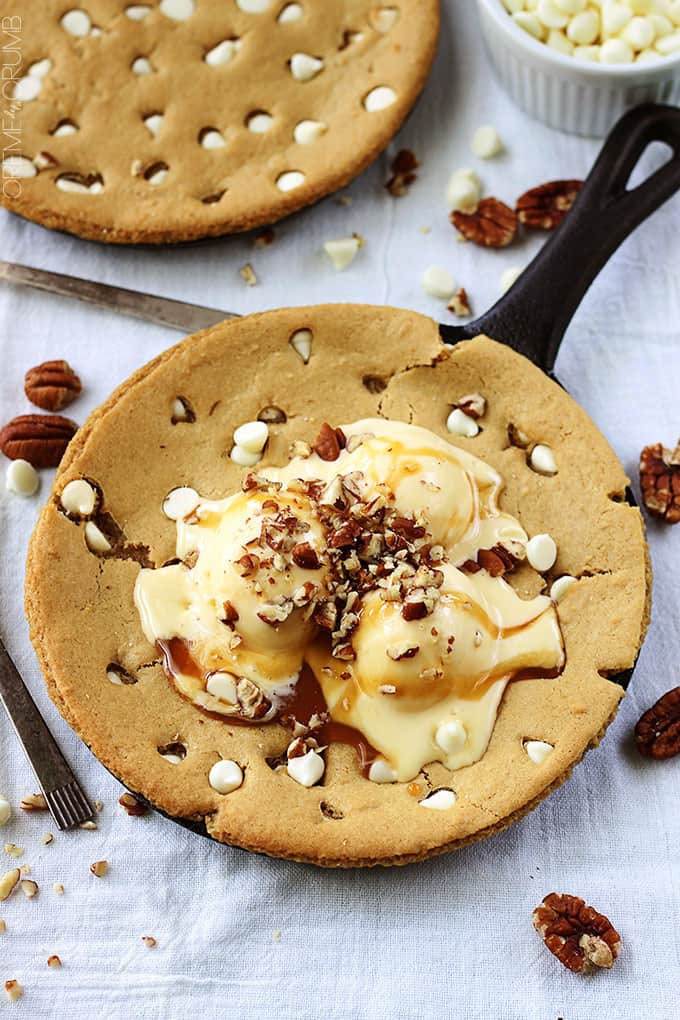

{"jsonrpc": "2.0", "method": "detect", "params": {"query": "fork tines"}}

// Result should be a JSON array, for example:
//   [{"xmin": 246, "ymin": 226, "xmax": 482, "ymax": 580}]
[{"xmin": 44, "ymin": 780, "xmax": 94, "ymax": 830}]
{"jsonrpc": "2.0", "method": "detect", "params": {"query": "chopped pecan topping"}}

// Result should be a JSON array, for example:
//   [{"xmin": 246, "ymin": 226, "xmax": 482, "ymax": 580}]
[
  {"xmin": 236, "ymin": 677, "xmax": 271, "ymax": 719},
  {"xmin": 517, "ymin": 180, "xmax": 583, "ymax": 230},
  {"xmin": 236, "ymin": 553, "xmax": 260, "ymax": 576},
  {"xmin": 291, "ymin": 542, "xmax": 321, "ymax": 569},
  {"xmin": 257, "ymin": 599, "xmax": 294, "ymax": 627},
  {"xmin": 639, "ymin": 439, "xmax": 680, "ymax": 524},
  {"xmin": 477, "ymin": 542, "xmax": 523, "ymax": 577},
  {"xmin": 402, "ymin": 601, "xmax": 428, "ymax": 621},
  {"xmin": 222, "ymin": 600, "xmax": 239, "ymax": 623},
  {"xmin": 313, "ymin": 422, "xmax": 346, "ymax": 461},
  {"xmin": 635, "ymin": 686, "xmax": 680, "ymax": 759},
  {"xmin": 533, "ymin": 893, "xmax": 621, "ymax": 974},
  {"xmin": 386, "ymin": 642, "xmax": 420, "ymax": 660},
  {"xmin": 447, "ymin": 287, "xmax": 471, "ymax": 317},
  {"xmin": 385, "ymin": 148, "xmax": 418, "ymax": 197},
  {"xmin": 451, "ymin": 198, "xmax": 518, "ymax": 248}
]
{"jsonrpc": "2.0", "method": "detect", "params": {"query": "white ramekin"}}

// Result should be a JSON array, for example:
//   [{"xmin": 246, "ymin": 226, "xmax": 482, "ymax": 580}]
[{"xmin": 476, "ymin": 0, "xmax": 680, "ymax": 137}]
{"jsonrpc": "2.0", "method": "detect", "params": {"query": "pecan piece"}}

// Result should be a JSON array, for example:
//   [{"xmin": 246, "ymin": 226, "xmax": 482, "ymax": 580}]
[
  {"xmin": 385, "ymin": 148, "xmax": 418, "ymax": 197},
  {"xmin": 24, "ymin": 359, "xmax": 82, "ymax": 411},
  {"xmin": 118, "ymin": 792, "xmax": 148, "ymax": 816},
  {"xmin": 477, "ymin": 542, "xmax": 522, "ymax": 577},
  {"xmin": 533, "ymin": 893, "xmax": 621, "ymax": 974},
  {"xmin": 517, "ymin": 180, "xmax": 583, "ymax": 230},
  {"xmin": 291, "ymin": 542, "xmax": 321, "ymax": 569},
  {"xmin": 0, "ymin": 414, "xmax": 78, "ymax": 468},
  {"xmin": 456, "ymin": 392, "xmax": 486, "ymax": 419},
  {"xmin": 635, "ymin": 686, "xmax": 680, "ymax": 759},
  {"xmin": 222, "ymin": 600, "xmax": 239, "ymax": 623},
  {"xmin": 451, "ymin": 198, "xmax": 517, "ymax": 248},
  {"xmin": 313, "ymin": 422, "xmax": 346, "ymax": 461},
  {"xmin": 639, "ymin": 439, "xmax": 680, "ymax": 524}
]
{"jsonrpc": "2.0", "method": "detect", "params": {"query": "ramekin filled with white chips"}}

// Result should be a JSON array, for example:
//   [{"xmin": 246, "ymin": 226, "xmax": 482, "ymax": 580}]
[{"xmin": 476, "ymin": 0, "xmax": 680, "ymax": 135}]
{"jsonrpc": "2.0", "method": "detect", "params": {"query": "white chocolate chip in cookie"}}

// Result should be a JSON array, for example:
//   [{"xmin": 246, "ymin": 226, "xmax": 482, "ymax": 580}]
[
  {"xmin": 163, "ymin": 487, "xmax": 200, "ymax": 521},
  {"xmin": 368, "ymin": 758, "xmax": 397, "ymax": 783},
  {"xmin": 446, "ymin": 408, "xmax": 479, "ymax": 438},
  {"xmin": 14, "ymin": 77, "xmax": 42, "ymax": 102},
  {"xmin": 550, "ymin": 574, "xmax": 576, "ymax": 602},
  {"xmin": 278, "ymin": 3, "xmax": 303, "ymax": 23},
  {"xmin": 294, "ymin": 120, "xmax": 327, "ymax": 144},
  {"xmin": 276, "ymin": 171, "xmax": 305, "ymax": 192},
  {"xmin": 132, "ymin": 57, "xmax": 153, "ymax": 75},
  {"xmin": 233, "ymin": 421, "xmax": 269, "ymax": 454},
  {"xmin": 160, "ymin": 0, "xmax": 195, "ymax": 20},
  {"xmin": 209, "ymin": 759, "xmax": 243, "ymax": 794},
  {"xmin": 28, "ymin": 59, "xmax": 52, "ymax": 79},
  {"xmin": 200, "ymin": 128, "xmax": 226, "ymax": 149},
  {"xmin": 246, "ymin": 112, "xmax": 273, "ymax": 133},
  {"xmin": 422, "ymin": 266, "xmax": 456, "ymax": 300},
  {"xmin": 369, "ymin": 6, "xmax": 400, "ymax": 32},
  {"xmin": 526, "ymin": 534, "xmax": 557, "ymax": 572},
  {"xmin": 323, "ymin": 236, "xmax": 361, "ymax": 271},
  {"xmin": 6, "ymin": 460, "xmax": 39, "ymax": 497},
  {"xmin": 524, "ymin": 739, "xmax": 554, "ymax": 764},
  {"xmin": 435, "ymin": 719, "xmax": 467, "ymax": 755},
  {"xmin": 287, "ymin": 749, "xmax": 325, "ymax": 787},
  {"xmin": 61, "ymin": 9, "xmax": 92, "ymax": 36},
  {"xmin": 237, "ymin": 0, "xmax": 271, "ymax": 11},
  {"xmin": 125, "ymin": 5, "xmax": 152, "ymax": 19},
  {"xmin": 206, "ymin": 672, "xmax": 238, "ymax": 703},
  {"xmin": 230, "ymin": 446, "xmax": 262, "ymax": 467},
  {"xmin": 289, "ymin": 328, "xmax": 313, "ymax": 363},
  {"xmin": 204, "ymin": 39, "xmax": 240, "ymax": 65},
  {"xmin": 60, "ymin": 479, "xmax": 98, "ymax": 517},
  {"xmin": 419, "ymin": 789, "xmax": 456, "ymax": 810},
  {"xmin": 85, "ymin": 522, "xmax": 111, "ymax": 554},
  {"xmin": 470, "ymin": 125, "xmax": 504, "ymax": 159},
  {"xmin": 289, "ymin": 53, "xmax": 324, "ymax": 81},
  {"xmin": 529, "ymin": 443, "xmax": 557, "ymax": 476},
  {"xmin": 144, "ymin": 114, "xmax": 164, "ymax": 138},
  {"xmin": 1, "ymin": 156, "xmax": 37, "ymax": 179},
  {"xmin": 363, "ymin": 86, "xmax": 397, "ymax": 111}
]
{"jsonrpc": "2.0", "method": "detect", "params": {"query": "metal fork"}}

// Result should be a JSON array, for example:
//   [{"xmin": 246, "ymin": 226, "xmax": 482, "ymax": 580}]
[{"xmin": 0, "ymin": 639, "xmax": 94, "ymax": 829}]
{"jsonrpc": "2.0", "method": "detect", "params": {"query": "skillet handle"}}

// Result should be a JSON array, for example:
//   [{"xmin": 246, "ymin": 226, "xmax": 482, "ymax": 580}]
[{"xmin": 441, "ymin": 103, "xmax": 680, "ymax": 371}]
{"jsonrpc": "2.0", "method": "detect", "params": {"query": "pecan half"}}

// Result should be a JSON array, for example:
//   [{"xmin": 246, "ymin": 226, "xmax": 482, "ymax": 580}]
[
  {"xmin": 0, "ymin": 414, "xmax": 78, "ymax": 468},
  {"xmin": 533, "ymin": 893, "xmax": 621, "ymax": 974},
  {"xmin": 385, "ymin": 148, "xmax": 418, "ymax": 197},
  {"xmin": 639, "ymin": 439, "xmax": 680, "ymax": 524},
  {"xmin": 635, "ymin": 686, "xmax": 680, "ymax": 759},
  {"xmin": 451, "ymin": 198, "xmax": 517, "ymax": 248},
  {"xmin": 517, "ymin": 180, "xmax": 583, "ymax": 230},
  {"xmin": 24, "ymin": 359, "xmax": 82, "ymax": 411},
  {"xmin": 313, "ymin": 422, "xmax": 346, "ymax": 461}
]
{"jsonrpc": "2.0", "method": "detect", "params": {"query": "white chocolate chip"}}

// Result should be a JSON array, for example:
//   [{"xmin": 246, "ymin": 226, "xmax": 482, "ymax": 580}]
[
  {"xmin": 1, "ymin": 156, "xmax": 37, "ymax": 179},
  {"xmin": 160, "ymin": 0, "xmax": 195, "ymax": 20},
  {"xmin": 200, "ymin": 128, "xmax": 226, "ymax": 149},
  {"xmin": 28, "ymin": 58, "xmax": 52, "ymax": 78},
  {"xmin": 600, "ymin": 36, "xmax": 634, "ymax": 62},
  {"xmin": 537, "ymin": 0, "xmax": 569, "ymax": 29},
  {"xmin": 370, "ymin": 6, "xmax": 400, "ymax": 31},
  {"xmin": 144, "ymin": 114, "xmax": 164, "ymax": 137},
  {"xmin": 290, "ymin": 53, "xmax": 324, "ymax": 81},
  {"xmin": 525, "ymin": 739, "xmax": 554, "ymax": 764},
  {"xmin": 289, "ymin": 328, "xmax": 312, "ymax": 363},
  {"xmin": 553, "ymin": 0, "xmax": 585, "ymax": 13},
  {"xmin": 547, "ymin": 28, "xmax": 575, "ymax": 54},
  {"xmin": 656, "ymin": 30, "xmax": 680, "ymax": 53},
  {"xmin": 233, "ymin": 420, "xmax": 269, "ymax": 454},
  {"xmin": 278, "ymin": 3, "xmax": 304, "ymax": 22},
  {"xmin": 287, "ymin": 749, "xmax": 325, "ymax": 787},
  {"xmin": 206, "ymin": 672, "xmax": 237, "ymax": 703},
  {"xmin": 61, "ymin": 479, "xmax": 97, "ymax": 516},
  {"xmin": 230, "ymin": 445, "xmax": 262, "ymax": 467},
  {"xmin": 419, "ymin": 789, "xmax": 457, "ymax": 810},
  {"xmin": 209, "ymin": 759, "xmax": 243, "ymax": 794},
  {"xmin": 529, "ymin": 443, "xmax": 558, "ymax": 475},
  {"xmin": 602, "ymin": 2, "xmax": 632, "ymax": 38},
  {"xmin": 471, "ymin": 125, "xmax": 504, "ymax": 159},
  {"xmin": 61, "ymin": 9, "xmax": 92, "ymax": 36},
  {"xmin": 637, "ymin": 46, "xmax": 662, "ymax": 60},
  {"xmin": 276, "ymin": 171, "xmax": 305, "ymax": 192},
  {"xmin": 52, "ymin": 120, "xmax": 78, "ymax": 137},
  {"xmin": 132, "ymin": 57, "xmax": 153, "ymax": 74},
  {"xmin": 512, "ymin": 11, "xmax": 546, "ymax": 40},
  {"xmin": 435, "ymin": 719, "xmax": 467, "ymax": 755},
  {"xmin": 0, "ymin": 798, "xmax": 11, "ymax": 827},
  {"xmin": 237, "ymin": 0, "xmax": 271, "ymax": 11},
  {"xmin": 147, "ymin": 165, "xmax": 168, "ymax": 186},
  {"xmin": 205, "ymin": 39, "xmax": 240, "ymax": 65},
  {"xmin": 363, "ymin": 86, "xmax": 397, "ymax": 111},
  {"xmin": 126, "ymin": 5, "xmax": 152, "ymax": 19},
  {"xmin": 14, "ymin": 76, "xmax": 42, "ymax": 102},
  {"xmin": 422, "ymin": 265, "xmax": 456, "ymax": 300},
  {"xmin": 367, "ymin": 758, "xmax": 397, "ymax": 783},
  {"xmin": 160, "ymin": 752, "xmax": 183, "ymax": 764},
  {"xmin": 550, "ymin": 574, "xmax": 577, "ymax": 601},
  {"xmin": 85, "ymin": 522, "xmax": 111, "ymax": 554},
  {"xmin": 6, "ymin": 460, "xmax": 39, "ymax": 498},
  {"xmin": 446, "ymin": 408, "xmax": 480, "ymax": 438},
  {"xmin": 163, "ymin": 486, "xmax": 200, "ymax": 521},
  {"xmin": 246, "ymin": 112, "xmax": 273, "ymax": 133},
  {"xmin": 56, "ymin": 174, "xmax": 103, "ymax": 194},
  {"xmin": 566, "ymin": 8, "xmax": 600, "ymax": 44},
  {"xmin": 323, "ymin": 236, "xmax": 361, "ymax": 271},
  {"xmin": 446, "ymin": 168, "xmax": 481, "ymax": 214},
  {"xmin": 294, "ymin": 119, "xmax": 327, "ymax": 144},
  {"xmin": 621, "ymin": 15, "xmax": 655, "ymax": 48},
  {"xmin": 106, "ymin": 666, "xmax": 127, "ymax": 686},
  {"xmin": 573, "ymin": 43, "xmax": 600, "ymax": 60},
  {"xmin": 526, "ymin": 533, "xmax": 557, "ymax": 572},
  {"xmin": 500, "ymin": 266, "xmax": 523, "ymax": 293}
]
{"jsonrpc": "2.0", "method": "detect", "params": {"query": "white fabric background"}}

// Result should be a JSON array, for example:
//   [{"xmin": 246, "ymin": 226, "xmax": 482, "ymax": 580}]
[{"xmin": 1, "ymin": 3, "xmax": 679, "ymax": 1017}]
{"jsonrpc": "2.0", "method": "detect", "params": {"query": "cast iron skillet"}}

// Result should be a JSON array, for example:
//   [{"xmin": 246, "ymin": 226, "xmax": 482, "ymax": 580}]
[{"xmin": 94, "ymin": 105, "xmax": 680, "ymax": 835}]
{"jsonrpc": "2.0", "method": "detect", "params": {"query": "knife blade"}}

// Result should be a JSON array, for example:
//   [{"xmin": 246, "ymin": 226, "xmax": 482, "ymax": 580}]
[{"xmin": 0, "ymin": 260, "xmax": 236, "ymax": 333}]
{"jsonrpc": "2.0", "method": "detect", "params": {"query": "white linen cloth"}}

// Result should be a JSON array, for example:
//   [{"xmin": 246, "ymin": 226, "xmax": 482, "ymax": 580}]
[{"xmin": 1, "ymin": 3, "xmax": 679, "ymax": 1017}]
